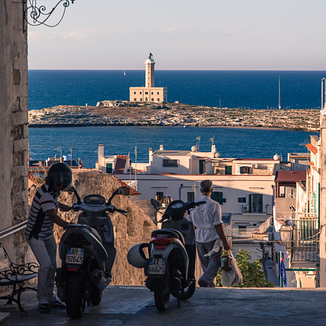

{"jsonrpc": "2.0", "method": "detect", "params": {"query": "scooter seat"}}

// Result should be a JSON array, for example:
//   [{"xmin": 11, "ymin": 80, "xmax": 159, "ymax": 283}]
[{"xmin": 151, "ymin": 229, "xmax": 185, "ymax": 246}]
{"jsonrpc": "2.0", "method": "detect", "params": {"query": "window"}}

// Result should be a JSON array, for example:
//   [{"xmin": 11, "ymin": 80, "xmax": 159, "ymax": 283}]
[
  {"xmin": 187, "ymin": 192, "xmax": 195, "ymax": 202},
  {"xmin": 157, "ymin": 92, "xmax": 160, "ymax": 95},
  {"xmin": 157, "ymin": 98, "xmax": 160, "ymax": 101},
  {"xmin": 240, "ymin": 166, "xmax": 252, "ymax": 174},
  {"xmin": 278, "ymin": 186, "xmax": 286, "ymax": 198},
  {"xmin": 133, "ymin": 98, "xmax": 137, "ymax": 101},
  {"xmin": 156, "ymin": 192, "xmax": 164, "ymax": 201},
  {"xmin": 151, "ymin": 92, "xmax": 153, "ymax": 95},
  {"xmin": 106, "ymin": 163, "xmax": 113, "ymax": 173},
  {"xmin": 211, "ymin": 191, "xmax": 225, "ymax": 205},
  {"xmin": 225, "ymin": 166, "xmax": 232, "ymax": 175},
  {"xmin": 249, "ymin": 194, "xmax": 263, "ymax": 213},
  {"xmin": 134, "ymin": 92, "xmax": 136, "ymax": 94},
  {"xmin": 238, "ymin": 225, "xmax": 247, "ymax": 233},
  {"xmin": 199, "ymin": 160, "xmax": 205, "ymax": 174},
  {"xmin": 278, "ymin": 185, "xmax": 296, "ymax": 198},
  {"xmin": 140, "ymin": 98, "xmax": 142, "ymax": 101},
  {"xmin": 140, "ymin": 92, "xmax": 142, "ymax": 94},
  {"xmin": 145, "ymin": 92, "xmax": 148, "ymax": 95},
  {"xmin": 163, "ymin": 159, "xmax": 178, "ymax": 167},
  {"xmin": 151, "ymin": 98, "xmax": 154, "ymax": 101},
  {"xmin": 238, "ymin": 197, "xmax": 246, "ymax": 203}
]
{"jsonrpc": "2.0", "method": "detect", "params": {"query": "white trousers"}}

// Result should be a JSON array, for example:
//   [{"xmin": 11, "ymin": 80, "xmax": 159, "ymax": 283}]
[{"xmin": 27, "ymin": 235, "xmax": 57, "ymax": 304}]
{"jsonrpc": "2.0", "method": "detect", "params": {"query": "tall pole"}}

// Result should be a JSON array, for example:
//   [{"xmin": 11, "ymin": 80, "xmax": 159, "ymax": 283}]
[
  {"xmin": 322, "ymin": 78, "xmax": 326, "ymax": 110},
  {"xmin": 278, "ymin": 75, "xmax": 281, "ymax": 110},
  {"xmin": 134, "ymin": 146, "xmax": 137, "ymax": 191}
]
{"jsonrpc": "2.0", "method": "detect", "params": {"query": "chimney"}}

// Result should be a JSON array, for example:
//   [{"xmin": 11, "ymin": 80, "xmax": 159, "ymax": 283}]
[
  {"xmin": 149, "ymin": 147, "xmax": 153, "ymax": 163},
  {"xmin": 98, "ymin": 144, "xmax": 104, "ymax": 171}
]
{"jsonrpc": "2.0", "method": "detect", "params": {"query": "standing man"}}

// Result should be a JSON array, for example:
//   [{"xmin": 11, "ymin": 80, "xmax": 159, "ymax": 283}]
[
  {"xmin": 187, "ymin": 180, "xmax": 230, "ymax": 287},
  {"xmin": 25, "ymin": 163, "xmax": 72, "ymax": 313}
]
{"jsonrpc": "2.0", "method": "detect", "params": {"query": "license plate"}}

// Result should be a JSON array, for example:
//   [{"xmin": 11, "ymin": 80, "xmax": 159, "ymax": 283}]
[
  {"xmin": 148, "ymin": 258, "xmax": 166, "ymax": 275},
  {"xmin": 66, "ymin": 248, "xmax": 84, "ymax": 264}
]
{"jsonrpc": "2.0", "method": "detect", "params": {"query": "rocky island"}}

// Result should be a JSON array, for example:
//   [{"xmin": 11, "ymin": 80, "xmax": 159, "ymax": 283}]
[{"xmin": 28, "ymin": 101, "xmax": 320, "ymax": 132}]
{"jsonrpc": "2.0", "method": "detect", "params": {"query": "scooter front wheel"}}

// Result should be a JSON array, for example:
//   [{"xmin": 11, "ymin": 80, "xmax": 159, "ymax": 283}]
[
  {"xmin": 66, "ymin": 272, "xmax": 85, "ymax": 319},
  {"xmin": 154, "ymin": 277, "xmax": 170, "ymax": 312}
]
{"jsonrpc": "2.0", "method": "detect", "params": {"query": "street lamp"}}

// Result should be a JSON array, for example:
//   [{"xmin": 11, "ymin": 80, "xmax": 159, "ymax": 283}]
[
  {"xmin": 26, "ymin": 0, "xmax": 77, "ymax": 27},
  {"xmin": 279, "ymin": 220, "xmax": 293, "ymax": 245}
]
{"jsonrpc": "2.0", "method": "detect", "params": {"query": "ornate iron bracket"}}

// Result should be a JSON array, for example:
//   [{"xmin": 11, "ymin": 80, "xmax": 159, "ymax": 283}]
[{"xmin": 26, "ymin": 0, "xmax": 76, "ymax": 28}]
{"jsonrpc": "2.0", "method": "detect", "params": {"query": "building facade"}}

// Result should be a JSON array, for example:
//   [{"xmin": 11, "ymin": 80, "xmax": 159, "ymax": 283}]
[{"xmin": 129, "ymin": 53, "xmax": 167, "ymax": 103}]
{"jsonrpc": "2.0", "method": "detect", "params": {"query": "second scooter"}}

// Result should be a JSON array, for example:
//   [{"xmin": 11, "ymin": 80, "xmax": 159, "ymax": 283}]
[{"xmin": 127, "ymin": 199, "xmax": 204, "ymax": 312}]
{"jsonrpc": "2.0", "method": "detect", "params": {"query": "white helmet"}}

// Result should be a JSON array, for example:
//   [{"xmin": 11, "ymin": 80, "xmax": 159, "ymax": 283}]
[{"xmin": 127, "ymin": 243, "xmax": 149, "ymax": 268}]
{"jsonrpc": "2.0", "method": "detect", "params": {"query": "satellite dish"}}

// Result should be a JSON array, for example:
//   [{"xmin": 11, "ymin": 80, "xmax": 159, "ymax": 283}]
[
  {"xmin": 191, "ymin": 145, "xmax": 198, "ymax": 152},
  {"xmin": 214, "ymin": 152, "xmax": 221, "ymax": 158}
]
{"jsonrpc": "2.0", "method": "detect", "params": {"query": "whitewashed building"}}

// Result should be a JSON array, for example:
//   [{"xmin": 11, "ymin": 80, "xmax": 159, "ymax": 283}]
[{"xmin": 96, "ymin": 143, "xmax": 298, "ymax": 262}]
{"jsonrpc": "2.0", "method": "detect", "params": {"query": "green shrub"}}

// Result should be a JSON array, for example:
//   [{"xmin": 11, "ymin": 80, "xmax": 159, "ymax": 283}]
[{"xmin": 216, "ymin": 249, "xmax": 274, "ymax": 288}]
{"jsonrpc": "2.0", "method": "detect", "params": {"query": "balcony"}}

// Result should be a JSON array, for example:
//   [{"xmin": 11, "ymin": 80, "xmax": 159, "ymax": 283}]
[{"xmin": 286, "ymin": 215, "xmax": 319, "ymax": 265}]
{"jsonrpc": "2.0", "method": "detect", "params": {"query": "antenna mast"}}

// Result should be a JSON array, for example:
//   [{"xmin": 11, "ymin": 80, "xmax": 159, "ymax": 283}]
[
  {"xmin": 278, "ymin": 75, "xmax": 281, "ymax": 110},
  {"xmin": 322, "ymin": 78, "xmax": 326, "ymax": 110}
]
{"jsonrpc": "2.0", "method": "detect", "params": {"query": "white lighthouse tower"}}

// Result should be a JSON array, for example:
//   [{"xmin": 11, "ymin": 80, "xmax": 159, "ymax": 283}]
[
  {"xmin": 129, "ymin": 52, "xmax": 167, "ymax": 103},
  {"xmin": 145, "ymin": 52, "xmax": 155, "ymax": 88}
]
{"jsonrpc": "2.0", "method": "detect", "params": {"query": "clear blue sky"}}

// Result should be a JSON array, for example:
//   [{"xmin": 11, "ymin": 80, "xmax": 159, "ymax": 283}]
[{"xmin": 28, "ymin": 0, "xmax": 326, "ymax": 70}]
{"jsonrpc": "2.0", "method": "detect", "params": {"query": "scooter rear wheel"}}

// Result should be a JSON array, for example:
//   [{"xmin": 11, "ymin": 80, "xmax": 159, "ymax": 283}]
[
  {"xmin": 66, "ymin": 272, "xmax": 85, "ymax": 319},
  {"xmin": 154, "ymin": 278, "xmax": 170, "ymax": 312}
]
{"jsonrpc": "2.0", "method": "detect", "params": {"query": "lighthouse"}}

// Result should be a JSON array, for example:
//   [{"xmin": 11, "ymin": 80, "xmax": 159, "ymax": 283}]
[
  {"xmin": 129, "ymin": 52, "xmax": 167, "ymax": 103},
  {"xmin": 145, "ymin": 52, "xmax": 155, "ymax": 88}
]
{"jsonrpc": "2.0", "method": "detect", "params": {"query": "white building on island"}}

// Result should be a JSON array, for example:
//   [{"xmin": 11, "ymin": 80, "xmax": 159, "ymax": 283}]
[{"xmin": 129, "ymin": 53, "xmax": 167, "ymax": 103}]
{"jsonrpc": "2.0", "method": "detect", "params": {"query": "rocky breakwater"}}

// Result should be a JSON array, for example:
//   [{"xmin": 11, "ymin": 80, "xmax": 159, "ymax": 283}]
[
  {"xmin": 28, "ymin": 102, "xmax": 320, "ymax": 131},
  {"xmin": 28, "ymin": 169, "xmax": 156, "ymax": 286}
]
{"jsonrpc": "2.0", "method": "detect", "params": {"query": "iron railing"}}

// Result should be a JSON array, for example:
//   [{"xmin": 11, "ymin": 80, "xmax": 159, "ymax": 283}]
[
  {"xmin": 0, "ymin": 220, "xmax": 28, "ymax": 240},
  {"xmin": 289, "ymin": 217, "xmax": 319, "ymax": 263}
]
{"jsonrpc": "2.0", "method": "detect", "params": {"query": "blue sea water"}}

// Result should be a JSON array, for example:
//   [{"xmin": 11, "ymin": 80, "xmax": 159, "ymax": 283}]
[
  {"xmin": 28, "ymin": 70, "xmax": 325, "ymax": 110},
  {"xmin": 29, "ymin": 126, "xmax": 317, "ymax": 168},
  {"xmin": 28, "ymin": 70, "xmax": 322, "ymax": 167}
]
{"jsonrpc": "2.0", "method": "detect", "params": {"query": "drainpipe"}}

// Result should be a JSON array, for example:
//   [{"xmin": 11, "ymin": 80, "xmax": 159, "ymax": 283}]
[{"xmin": 179, "ymin": 184, "xmax": 183, "ymax": 200}]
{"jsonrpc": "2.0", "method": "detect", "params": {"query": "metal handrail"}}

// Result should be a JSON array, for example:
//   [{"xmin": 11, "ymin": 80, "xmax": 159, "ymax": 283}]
[{"xmin": 0, "ymin": 220, "xmax": 28, "ymax": 240}]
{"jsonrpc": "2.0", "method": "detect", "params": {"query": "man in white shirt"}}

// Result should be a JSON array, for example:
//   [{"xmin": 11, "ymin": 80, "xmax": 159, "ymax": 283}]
[{"xmin": 187, "ymin": 180, "xmax": 230, "ymax": 287}]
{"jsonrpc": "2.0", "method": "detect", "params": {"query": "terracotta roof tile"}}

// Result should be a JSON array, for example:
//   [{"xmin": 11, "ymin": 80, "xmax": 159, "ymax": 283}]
[
  {"xmin": 306, "ymin": 144, "xmax": 317, "ymax": 155},
  {"xmin": 275, "ymin": 170, "xmax": 306, "ymax": 182}
]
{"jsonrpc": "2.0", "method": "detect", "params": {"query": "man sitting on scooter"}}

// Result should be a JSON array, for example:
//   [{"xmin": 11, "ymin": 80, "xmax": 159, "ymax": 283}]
[
  {"xmin": 25, "ymin": 163, "xmax": 73, "ymax": 313},
  {"xmin": 187, "ymin": 179, "xmax": 230, "ymax": 287}
]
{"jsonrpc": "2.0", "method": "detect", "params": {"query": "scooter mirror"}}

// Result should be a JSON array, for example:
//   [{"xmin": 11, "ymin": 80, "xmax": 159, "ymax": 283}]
[
  {"xmin": 151, "ymin": 199, "xmax": 161, "ymax": 211},
  {"xmin": 117, "ymin": 187, "xmax": 130, "ymax": 195}
]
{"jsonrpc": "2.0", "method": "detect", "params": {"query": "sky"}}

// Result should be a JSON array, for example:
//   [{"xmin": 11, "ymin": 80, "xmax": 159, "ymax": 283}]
[{"xmin": 27, "ymin": 0, "xmax": 326, "ymax": 70}]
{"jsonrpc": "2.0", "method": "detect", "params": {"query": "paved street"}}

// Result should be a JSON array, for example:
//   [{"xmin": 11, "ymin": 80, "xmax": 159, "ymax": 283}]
[{"xmin": 2, "ymin": 286, "xmax": 326, "ymax": 326}]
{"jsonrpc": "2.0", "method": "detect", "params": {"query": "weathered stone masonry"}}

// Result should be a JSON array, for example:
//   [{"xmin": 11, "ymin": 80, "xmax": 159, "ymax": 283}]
[{"xmin": 0, "ymin": 0, "xmax": 29, "ymax": 260}]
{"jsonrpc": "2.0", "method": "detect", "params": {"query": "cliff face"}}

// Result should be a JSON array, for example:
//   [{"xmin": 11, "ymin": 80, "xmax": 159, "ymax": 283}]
[{"xmin": 28, "ymin": 169, "xmax": 156, "ymax": 286}]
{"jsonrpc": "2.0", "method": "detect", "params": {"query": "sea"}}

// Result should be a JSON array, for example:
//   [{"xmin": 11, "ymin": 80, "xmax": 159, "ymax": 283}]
[{"xmin": 28, "ymin": 70, "xmax": 324, "ymax": 167}]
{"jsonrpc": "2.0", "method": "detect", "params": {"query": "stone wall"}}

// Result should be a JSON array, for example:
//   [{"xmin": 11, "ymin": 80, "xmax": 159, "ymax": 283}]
[
  {"xmin": 0, "ymin": 0, "xmax": 29, "ymax": 260},
  {"xmin": 28, "ymin": 170, "xmax": 157, "ymax": 285}
]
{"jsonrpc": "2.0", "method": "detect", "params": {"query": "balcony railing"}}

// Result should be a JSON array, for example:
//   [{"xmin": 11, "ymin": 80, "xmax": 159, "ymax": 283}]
[
  {"xmin": 289, "ymin": 217, "xmax": 319, "ymax": 263},
  {"xmin": 242, "ymin": 204, "xmax": 270, "ymax": 214}
]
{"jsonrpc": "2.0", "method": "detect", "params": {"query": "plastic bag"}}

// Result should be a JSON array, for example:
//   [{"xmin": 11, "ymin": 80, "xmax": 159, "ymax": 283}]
[{"xmin": 221, "ymin": 251, "xmax": 243, "ymax": 287}]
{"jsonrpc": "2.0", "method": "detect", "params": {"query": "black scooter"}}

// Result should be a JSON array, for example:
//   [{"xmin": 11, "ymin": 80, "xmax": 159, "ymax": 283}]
[
  {"xmin": 56, "ymin": 186, "xmax": 130, "ymax": 319},
  {"xmin": 127, "ymin": 199, "xmax": 204, "ymax": 312}
]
